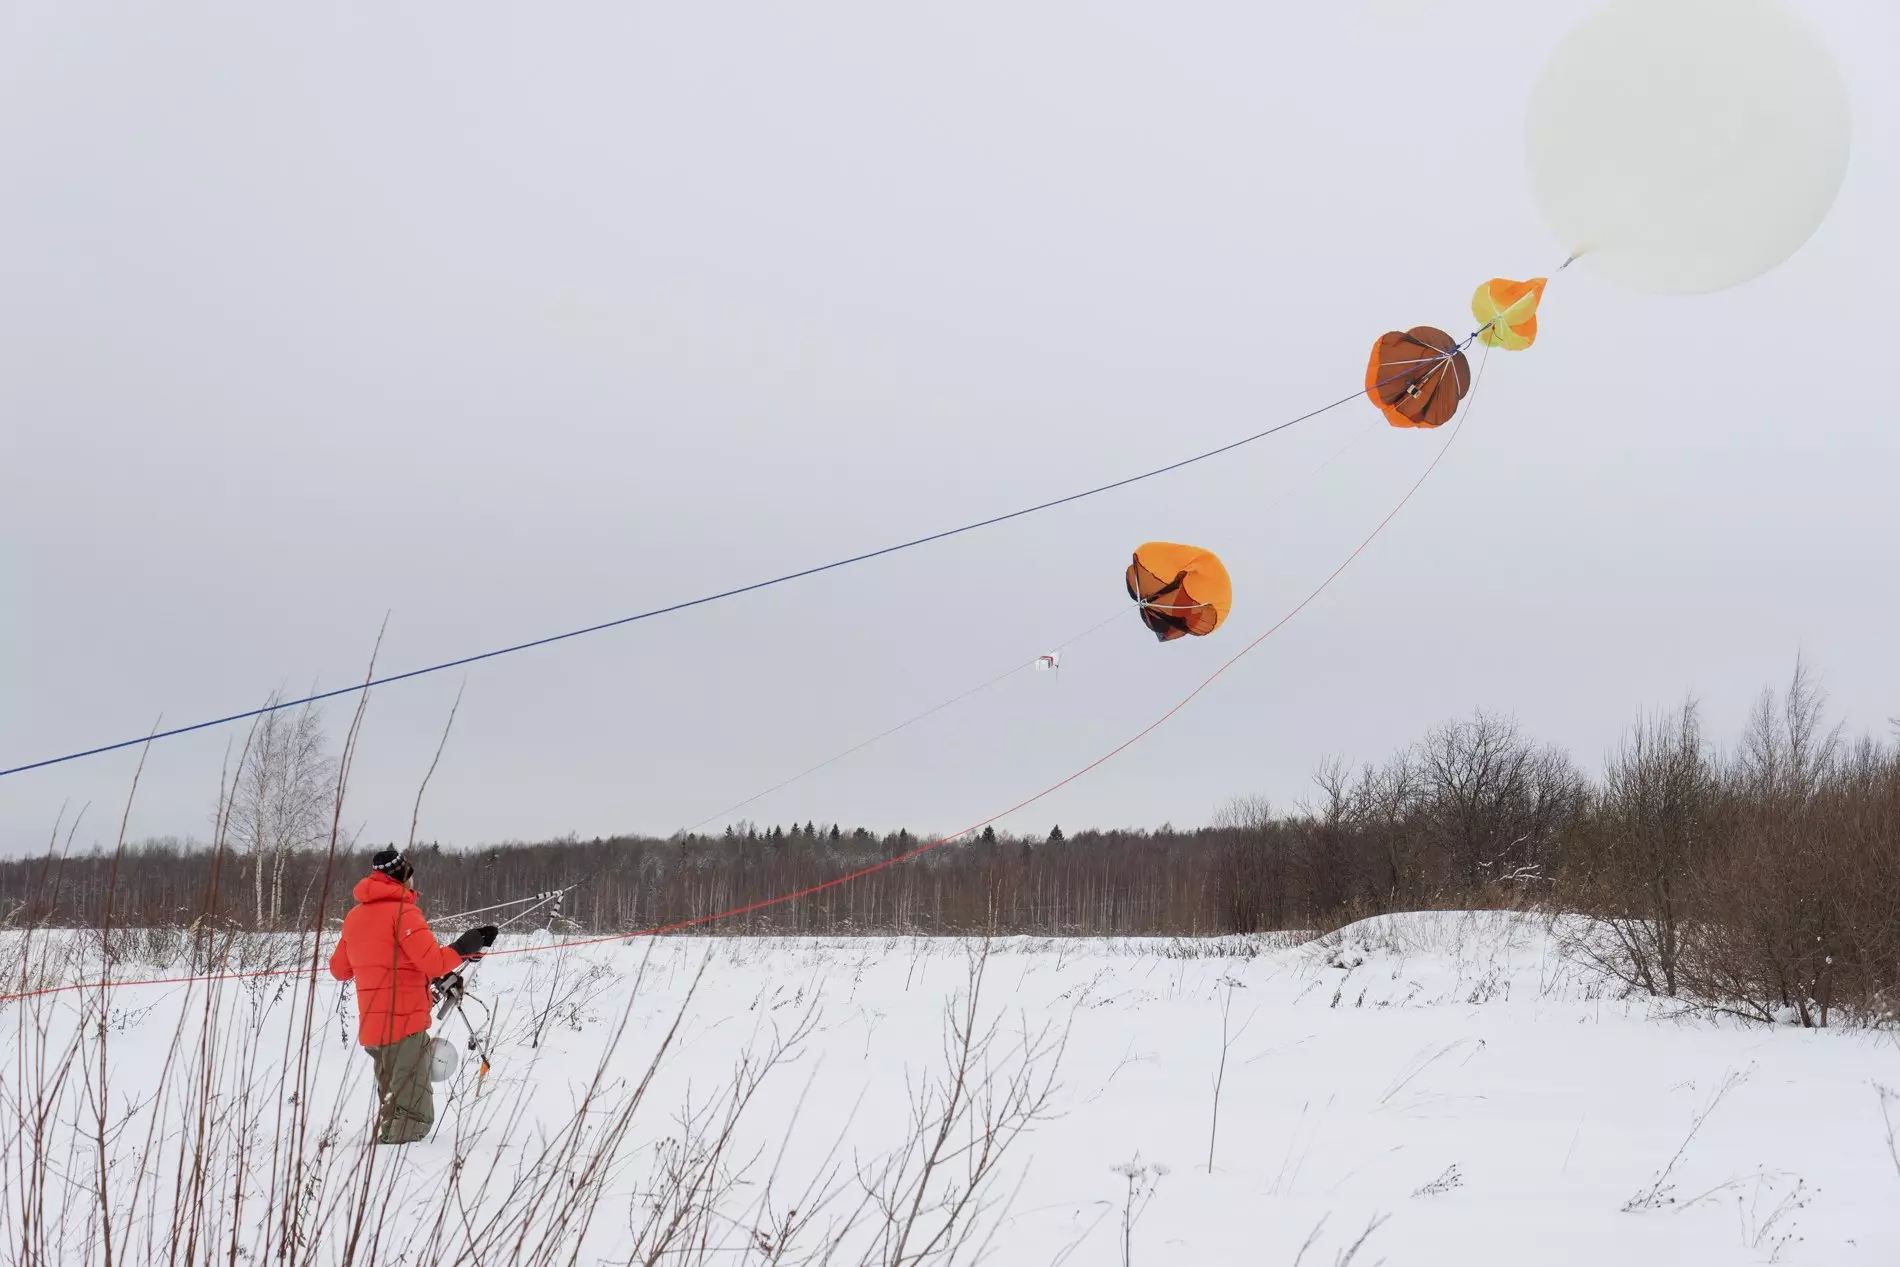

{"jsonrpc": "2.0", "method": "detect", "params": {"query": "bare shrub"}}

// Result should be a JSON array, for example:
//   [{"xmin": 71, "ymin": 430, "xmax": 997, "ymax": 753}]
[
  {"xmin": 857, "ymin": 944, "xmax": 1065, "ymax": 1265},
  {"xmin": 1676, "ymin": 664, "xmax": 1900, "ymax": 1026},
  {"xmin": 1291, "ymin": 1212, "xmax": 1388, "ymax": 1267},
  {"xmin": 1414, "ymin": 710, "xmax": 1583, "ymax": 893},
  {"xmin": 1109, "ymin": 1156, "xmax": 1166, "ymax": 1267},
  {"xmin": 1561, "ymin": 700, "xmax": 1713, "ymax": 998},
  {"xmin": 1623, "ymin": 1065, "xmax": 1751, "ymax": 1211}
]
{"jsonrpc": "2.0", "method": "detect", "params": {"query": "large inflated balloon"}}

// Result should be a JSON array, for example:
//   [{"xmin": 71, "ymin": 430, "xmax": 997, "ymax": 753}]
[{"xmin": 1526, "ymin": 0, "xmax": 1850, "ymax": 295}]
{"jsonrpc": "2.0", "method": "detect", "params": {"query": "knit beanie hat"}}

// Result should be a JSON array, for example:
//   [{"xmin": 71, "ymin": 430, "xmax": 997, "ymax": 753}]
[{"xmin": 371, "ymin": 846, "xmax": 413, "ymax": 883}]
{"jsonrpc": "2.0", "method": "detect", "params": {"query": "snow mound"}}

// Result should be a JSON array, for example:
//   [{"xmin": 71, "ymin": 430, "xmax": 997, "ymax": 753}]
[{"xmin": 1300, "ymin": 910, "xmax": 1607, "ymax": 1008}]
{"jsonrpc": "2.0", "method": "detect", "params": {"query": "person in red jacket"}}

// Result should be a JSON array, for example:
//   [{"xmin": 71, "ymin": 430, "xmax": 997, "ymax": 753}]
[{"xmin": 328, "ymin": 847, "xmax": 496, "ymax": 1144}]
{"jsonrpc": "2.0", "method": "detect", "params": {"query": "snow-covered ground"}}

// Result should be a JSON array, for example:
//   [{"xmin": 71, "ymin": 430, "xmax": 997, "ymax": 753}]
[{"xmin": 2, "ymin": 912, "xmax": 1895, "ymax": 1265}]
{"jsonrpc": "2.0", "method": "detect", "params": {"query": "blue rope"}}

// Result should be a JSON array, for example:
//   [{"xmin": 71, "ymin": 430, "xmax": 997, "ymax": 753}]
[{"xmin": 3, "ymin": 342, "xmax": 1477, "ymax": 781}]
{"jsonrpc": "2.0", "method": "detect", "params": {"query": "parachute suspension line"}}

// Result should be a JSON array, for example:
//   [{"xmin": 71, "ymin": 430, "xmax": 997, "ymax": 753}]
[
  {"xmin": 677, "ymin": 410, "xmax": 1384, "ymax": 835},
  {"xmin": 433, "ymin": 885, "xmax": 577, "ymax": 929},
  {"xmin": 0, "ymin": 363, "xmax": 1489, "ymax": 1007},
  {"xmin": 490, "ymin": 890, "xmax": 567, "ymax": 935},
  {"xmin": 1, "ymin": 369, "xmax": 1407, "ymax": 782}
]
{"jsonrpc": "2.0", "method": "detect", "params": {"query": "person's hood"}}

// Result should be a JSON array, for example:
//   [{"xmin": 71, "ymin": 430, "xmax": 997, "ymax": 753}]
[{"xmin": 352, "ymin": 871, "xmax": 417, "ymax": 905}]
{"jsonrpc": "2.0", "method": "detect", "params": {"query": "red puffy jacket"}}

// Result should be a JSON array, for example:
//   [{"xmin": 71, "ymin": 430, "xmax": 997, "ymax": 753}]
[{"xmin": 327, "ymin": 871, "xmax": 464, "ymax": 1047}]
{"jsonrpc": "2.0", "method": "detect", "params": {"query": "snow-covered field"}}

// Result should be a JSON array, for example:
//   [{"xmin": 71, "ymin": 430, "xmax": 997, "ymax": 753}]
[{"xmin": 2, "ymin": 913, "xmax": 1895, "ymax": 1265}]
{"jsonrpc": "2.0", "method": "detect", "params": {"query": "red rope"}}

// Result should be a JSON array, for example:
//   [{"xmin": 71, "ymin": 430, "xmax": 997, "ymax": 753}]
[{"xmin": 1, "ymin": 387, "xmax": 1476, "ymax": 1007}]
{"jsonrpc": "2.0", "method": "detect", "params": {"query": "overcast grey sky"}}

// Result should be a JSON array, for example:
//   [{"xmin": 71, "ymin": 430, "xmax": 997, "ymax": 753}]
[{"xmin": 3, "ymin": 1, "xmax": 1895, "ymax": 855}]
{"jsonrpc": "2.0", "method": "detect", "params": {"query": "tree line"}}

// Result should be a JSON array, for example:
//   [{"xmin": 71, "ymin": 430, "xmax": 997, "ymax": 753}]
[{"xmin": 2, "ymin": 662, "xmax": 1894, "ymax": 1025}]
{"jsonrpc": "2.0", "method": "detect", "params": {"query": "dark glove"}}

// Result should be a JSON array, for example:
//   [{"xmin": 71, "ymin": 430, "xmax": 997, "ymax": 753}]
[{"xmin": 450, "ymin": 924, "xmax": 498, "ymax": 959}]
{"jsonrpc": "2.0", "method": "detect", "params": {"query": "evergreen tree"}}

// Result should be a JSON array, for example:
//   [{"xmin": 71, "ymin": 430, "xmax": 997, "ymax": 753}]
[{"xmin": 1047, "ymin": 825, "xmax": 1065, "ymax": 843}]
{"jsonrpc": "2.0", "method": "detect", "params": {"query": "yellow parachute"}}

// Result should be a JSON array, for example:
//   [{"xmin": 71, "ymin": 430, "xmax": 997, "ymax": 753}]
[{"xmin": 1472, "ymin": 277, "xmax": 1548, "ymax": 351}]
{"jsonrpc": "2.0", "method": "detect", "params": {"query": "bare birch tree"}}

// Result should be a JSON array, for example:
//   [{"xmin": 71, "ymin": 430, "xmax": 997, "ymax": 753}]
[{"xmin": 226, "ymin": 700, "xmax": 336, "ymax": 927}]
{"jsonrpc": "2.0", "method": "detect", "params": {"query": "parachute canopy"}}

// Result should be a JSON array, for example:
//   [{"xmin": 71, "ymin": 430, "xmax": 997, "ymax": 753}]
[
  {"xmin": 1472, "ymin": 277, "xmax": 1547, "ymax": 351},
  {"xmin": 1126, "ymin": 543, "xmax": 1231, "ymax": 642},
  {"xmin": 1364, "ymin": 327, "xmax": 1471, "ymax": 429},
  {"xmin": 1526, "ymin": 0, "xmax": 1850, "ymax": 295}
]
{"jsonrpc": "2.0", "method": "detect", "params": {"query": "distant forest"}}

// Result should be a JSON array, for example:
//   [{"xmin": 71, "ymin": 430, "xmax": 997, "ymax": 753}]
[{"xmin": 3, "ymin": 663, "xmax": 1896, "ymax": 1025}]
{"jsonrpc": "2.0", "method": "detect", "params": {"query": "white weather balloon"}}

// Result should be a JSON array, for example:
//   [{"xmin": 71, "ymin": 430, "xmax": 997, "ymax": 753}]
[{"xmin": 1526, "ymin": 0, "xmax": 1850, "ymax": 294}]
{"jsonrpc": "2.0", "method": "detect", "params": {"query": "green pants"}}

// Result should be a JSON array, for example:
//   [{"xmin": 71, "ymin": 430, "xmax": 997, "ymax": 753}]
[{"xmin": 367, "ymin": 1030, "xmax": 434, "ymax": 1144}]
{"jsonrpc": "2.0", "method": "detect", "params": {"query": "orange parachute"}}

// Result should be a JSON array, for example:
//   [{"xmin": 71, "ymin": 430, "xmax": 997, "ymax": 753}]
[
  {"xmin": 1125, "ymin": 542, "xmax": 1231, "ymax": 642},
  {"xmin": 1364, "ymin": 326, "xmax": 1471, "ymax": 429},
  {"xmin": 1472, "ymin": 276, "xmax": 1547, "ymax": 350}
]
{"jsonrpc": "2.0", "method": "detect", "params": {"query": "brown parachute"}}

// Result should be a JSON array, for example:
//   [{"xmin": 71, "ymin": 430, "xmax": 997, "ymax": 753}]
[{"xmin": 1364, "ymin": 326, "xmax": 1471, "ymax": 428}]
